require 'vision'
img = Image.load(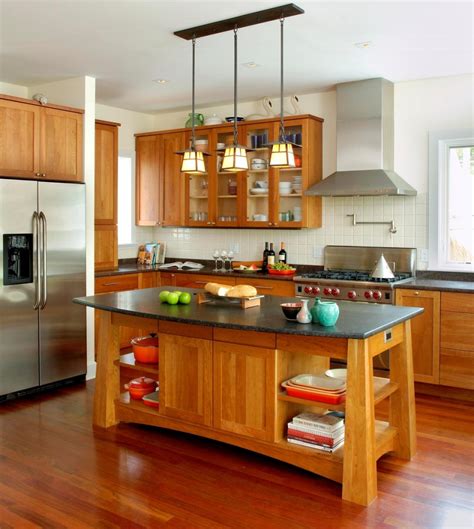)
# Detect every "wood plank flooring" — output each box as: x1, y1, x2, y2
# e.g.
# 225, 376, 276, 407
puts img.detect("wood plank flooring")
0, 381, 473, 529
